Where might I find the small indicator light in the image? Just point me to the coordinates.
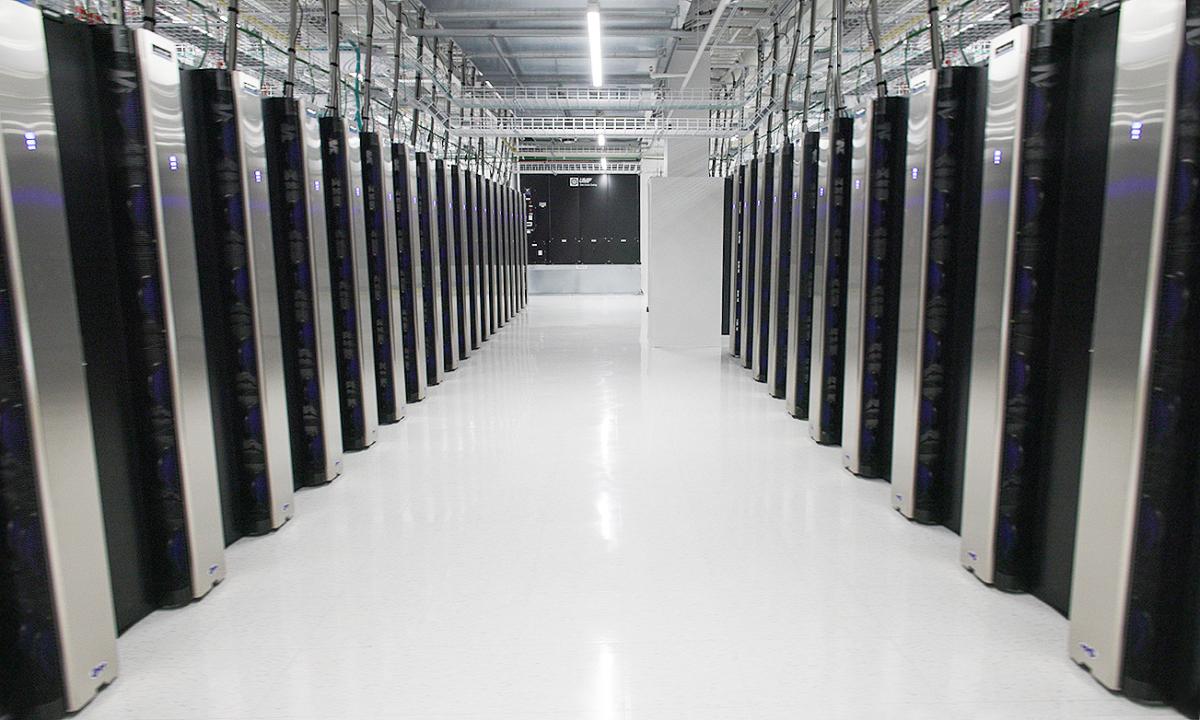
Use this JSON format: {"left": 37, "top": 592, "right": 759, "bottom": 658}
{"left": 355, "top": 187, "right": 362, "bottom": 197}
{"left": 854, "top": 179, "right": 861, "bottom": 189}
{"left": 253, "top": 169, "right": 263, "bottom": 183}
{"left": 314, "top": 180, "right": 321, "bottom": 191}
{"left": 911, "top": 168, "right": 919, "bottom": 180}
{"left": 168, "top": 154, "right": 180, "bottom": 171}
{"left": 1130, "top": 121, "right": 1143, "bottom": 141}
{"left": 23, "top": 132, "right": 36, "bottom": 151}
{"left": 993, "top": 150, "right": 1003, "bottom": 165}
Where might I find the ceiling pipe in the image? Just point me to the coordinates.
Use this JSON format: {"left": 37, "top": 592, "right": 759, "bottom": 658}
{"left": 1009, "top": 0, "right": 1023, "bottom": 26}
{"left": 489, "top": 35, "right": 525, "bottom": 87}
{"left": 143, "top": 0, "right": 155, "bottom": 31}
{"left": 680, "top": 0, "right": 732, "bottom": 91}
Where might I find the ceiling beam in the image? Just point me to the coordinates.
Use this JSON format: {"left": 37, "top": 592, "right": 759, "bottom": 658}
{"left": 409, "top": 27, "right": 695, "bottom": 39}
{"left": 426, "top": 9, "right": 676, "bottom": 21}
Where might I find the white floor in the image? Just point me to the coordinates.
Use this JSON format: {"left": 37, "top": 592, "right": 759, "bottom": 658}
{"left": 81, "top": 294, "right": 1175, "bottom": 720}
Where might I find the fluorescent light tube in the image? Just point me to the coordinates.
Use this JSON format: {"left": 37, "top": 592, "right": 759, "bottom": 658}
{"left": 588, "top": 7, "right": 603, "bottom": 87}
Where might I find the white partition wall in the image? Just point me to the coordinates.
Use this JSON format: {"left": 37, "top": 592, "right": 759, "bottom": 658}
{"left": 647, "top": 177, "right": 725, "bottom": 348}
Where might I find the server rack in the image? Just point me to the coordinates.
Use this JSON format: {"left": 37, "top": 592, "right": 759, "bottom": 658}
{"left": 809, "top": 117, "right": 855, "bottom": 445}
{"left": 262, "top": 97, "right": 344, "bottom": 488}
{"left": 511, "top": 187, "right": 521, "bottom": 316}
{"left": 752, "top": 153, "right": 776, "bottom": 382}
{"left": 517, "top": 186, "right": 528, "bottom": 309}
{"left": 359, "top": 131, "right": 406, "bottom": 423}
{"left": 435, "top": 160, "right": 460, "bottom": 370}
{"left": 722, "top": 176, "right": 734, "bottom": 337}
{"left": 889, "top": 67, "right": 986, "bottom": 532}
{"left": 488, "top": 180, "right": 501, "bottom": 333}
{"left": 841, "top": 97, "right": 909, "bottom": 479}
{"left": 501, "top": 186, "right": 512, "bottom": 323}
{"left": 960, "top": 14, "right": 1117, "bottom": 616}
{"left": 467, "top": 172, "right": 484, "bottom": 348}
{"left": 728, "top": 165, "right": 745, "bottom": 356}
{"left": 479, "top": 177, "right": 493, "bottom": 340}
{"left": 299, "top": 107, "right": 348, "bottom": 468}
{"left": 841, "top": 110, "right": 872, "bottom": 466}
{"left": 785, "top": 133, "right": 820, "bottom": 418}
{"left": 181, "top": 69, "right": 295, "bottom": 544}
{"left": 391, "top": 142, "right": 428, "bottom": 402}
{"left": 0, "top": 7, "right": 119, "bottom": 715}
{"left": 739, "top": 157, "right": 760, "bottom": 368}
{"left": 43, "top": 20, "right": 225, "bottom": 633}
{"left": 1070, "top": 0, "right": 1200, "bottom": 712}
{"left": 318, "top": 116, "right": 380, "bottom": 449}
{"left": 451, "top": 166, "right": 472, "bottom": 359}
{"left": 415, "top": 153, "right": 446, "bottom": 383}
{"left": 492, "top": 180, "right": 504, "bottom": 329}
{"left": 766, "top": 145, "right": 795, "bottom": 398}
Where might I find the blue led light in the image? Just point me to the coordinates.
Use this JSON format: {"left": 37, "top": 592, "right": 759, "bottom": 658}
{"left": 168, "top": 154, "right": 179, "bottom": 171}
{"left": 23, "top": 131, "right": 36, "bottom": 151}
{"left": 911, "top": 167, "right": 919, "bottom": 180}
{"left": 1130, "top": 121, "right": 1143, "bottom": 141}
{"left": 993, "top": 150, "right": 1002, "bottom": 165}
{"left": 253, "top": 169, "right": 263, "bottom": 183}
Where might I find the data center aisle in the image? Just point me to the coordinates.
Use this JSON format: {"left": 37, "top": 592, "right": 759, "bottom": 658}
{"left": 81, "top": 294, "right": 1168, "bottom": 720}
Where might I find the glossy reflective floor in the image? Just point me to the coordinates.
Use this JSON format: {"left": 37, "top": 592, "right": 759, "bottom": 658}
{"left": 83, "top": 294, "right": 1172, "bottom": 720}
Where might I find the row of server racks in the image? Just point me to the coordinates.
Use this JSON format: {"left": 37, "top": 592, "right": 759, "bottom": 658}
{"left": 721, "top": 0, "right": 1200, "bottom": 714}
{"left": 0, "top": 2, "right": 529, "bottom": 717}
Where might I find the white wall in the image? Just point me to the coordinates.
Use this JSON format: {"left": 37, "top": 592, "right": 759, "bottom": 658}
{"left": 646, "top": 177, "right": 725, "bottom": 348}
{"left": 639, "top": 159, "right": 665, "bottom": 300}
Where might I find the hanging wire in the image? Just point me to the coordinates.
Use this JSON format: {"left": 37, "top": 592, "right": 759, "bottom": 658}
{"left": 800, "top": 0, "right": 817, "bottom": 132}
{"left": 361, "top": 0, "right": 375, "bottom": 131}
{"left": 284, "top": 0, "right": 300, "bottom": 97}
{"left": 325, "top": 0, "right": 341, "bottom": 116}
{"left": 867, "top": 0, "right": 886, "bottom": 97}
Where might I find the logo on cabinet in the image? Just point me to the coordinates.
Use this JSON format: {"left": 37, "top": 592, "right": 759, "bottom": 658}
{"left": 569, "top": 177, "right": 598, "bottom": 188}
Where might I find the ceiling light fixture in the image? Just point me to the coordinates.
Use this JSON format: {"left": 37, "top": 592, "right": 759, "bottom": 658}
{"left": 600, "top": 157, "right": 608, "bottom": 171}
{"left": 598, "top": 133, "right": 606, "bottom": 146}
{"left": 587, "top": 1, "right": 604, "bottom": 87}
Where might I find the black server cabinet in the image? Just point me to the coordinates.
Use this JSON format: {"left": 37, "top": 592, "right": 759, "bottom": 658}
{"left": 44, "top": 19, "right": 226, "bottom": 632}
{"left": 890, "top": 66, "right": 986, "bottom": 533}
{"left": 451, "top": 167, "right": 472, "bottom": 359}
{"left": 767, "top": 144, "right": 796, "bottom": 398}
{"left": 842, "top": 97, "right": 908, "bottom": 479}
{"left": 960, "top": 13, "right": 1117, "bottom": 616}
{"left": 467, "top": 172, "right": 484, "bottom": 348}
{"left": 181, "top": 68, "right": 295, "bottom": 544}
{"left": 752, "top": 153, "right": 776, "bottom": 382}
{"left": 262, "top": 97, "right": 344, "bottom": 488}
{"left": 434, "top": 160, "right": 460, "bottom": 370}
{"left": 391, "top": 143, "right": 428, "bottom": 402}
{"left": 488, "top": 180, "right": 501, "bottom": 334}
{"left": 500, "top": 187, "right": 511, "bottom": 322}
{"left": 359, "top": 131, "right": 404, "bottom": 423}
{"left": 809, "top": 118, "right": 855, "bottom": 445}
{"left": 479, "top": 177, "right": 494, "bottom": 340}
{"left": 739, "top": 157, "right": 760, "bottom": 368}
{"left": 729, "top": 165, "right": 745, "bottom": 356}
{"left": 316, "top": 116, "right": 380, "bottom": 449}
{"left": 1, "top": 7, "right": 119, "bottom": 715}
{"left": 415, "top": 153, "right": 446, "bottom": 383}
{"left": 1069, "top": 0, "right": 1200, "bottom": 712}
{"left": 785, "top": 133, "right": 820, "bottom": 419}
{"left": 722, "top": 176, "right": 734, "bottom": 336}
